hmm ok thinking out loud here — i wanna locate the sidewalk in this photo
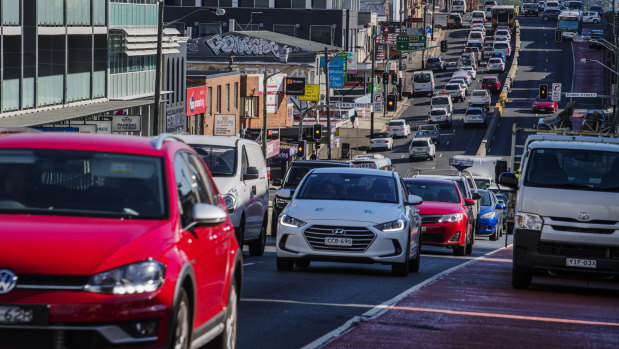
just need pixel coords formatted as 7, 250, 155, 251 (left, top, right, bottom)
312, 246, 619, 349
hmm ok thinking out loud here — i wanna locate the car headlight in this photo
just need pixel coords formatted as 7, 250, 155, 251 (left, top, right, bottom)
374, 219, 405, 232
481, 211, 496, 219
280, 214, 307, 228
515, 212, 543, 231
85, 260, 165, 295
223, 189, 238, 212
439, 213, 463, 223
274, 197, 290, 207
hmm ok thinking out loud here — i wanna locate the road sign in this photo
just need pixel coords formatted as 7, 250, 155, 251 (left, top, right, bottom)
285, 77, 306, 96
396, 35, 427, 51
551, 83, 561, 102
373, 94, 383, 103
565, 92, 598, 97
334, 102, 371, 109
374, 102, 383, 113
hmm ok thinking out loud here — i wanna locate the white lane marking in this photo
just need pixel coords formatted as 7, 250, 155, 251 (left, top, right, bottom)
243, 246, 276, 253
438, 153, 443, 158
300, 245, 514, 349
446, 141, 450, 146
243, 263, 256, 266
401, 154, 405, 159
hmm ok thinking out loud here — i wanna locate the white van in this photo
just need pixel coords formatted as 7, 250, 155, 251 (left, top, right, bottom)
179, 135, 270, 256
493, 41, 512, 57
452, 0, 467, 13
431, 95, 453, 113
412, 70, 435, 96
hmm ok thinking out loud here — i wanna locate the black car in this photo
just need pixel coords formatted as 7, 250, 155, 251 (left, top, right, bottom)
542, 8, 561, 21
427, 56, 447, 71
271, 160, 352, 237
522, 3, 539, 15
589, 30, 606, 49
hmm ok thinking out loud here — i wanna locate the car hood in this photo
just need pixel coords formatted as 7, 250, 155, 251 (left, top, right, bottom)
213, 176, 238, 195
0, 215, 174, 275
418, 201, 464, 215
480, 206, 495, 215
285, 200, 403, 225
533, 101, 555, 107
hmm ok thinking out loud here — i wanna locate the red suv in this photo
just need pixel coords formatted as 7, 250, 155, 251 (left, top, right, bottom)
404, 178, 475, 256
481, 76, 501, 94
0, 131, 242, 348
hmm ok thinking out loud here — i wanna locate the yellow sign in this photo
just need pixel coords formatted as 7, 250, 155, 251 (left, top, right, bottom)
298, 84, 319, 101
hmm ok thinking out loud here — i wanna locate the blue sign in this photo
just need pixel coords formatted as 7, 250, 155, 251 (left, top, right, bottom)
320, 56, 345, 89
319, 56, 344, 68
426, 26, 432, 34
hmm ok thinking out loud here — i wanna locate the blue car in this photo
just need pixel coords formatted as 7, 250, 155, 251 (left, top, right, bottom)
489, 51, 506, 63
477, 189, 504, 240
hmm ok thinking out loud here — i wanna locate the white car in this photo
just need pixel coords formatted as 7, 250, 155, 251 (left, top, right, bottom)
459, 66, 477, 79
463, 107, 488, 127
494, 29, 511, 40
494, 33, 510, 42
385, 119, 411, 138
428, 107, 453, 128
449, 78, 469, 91
472, 24, 486, 35
452, 70, 472, 86
409, 137, 436, 161
468, 31, 485, 43
180, 135, 270, 255
486, 57, 505, 72
369, 132, 394, 151
431, 95, 453, 113
581, 11, 600, 23
493, 41, 512, 58
275, 167, 423, 276
443, 83, 466, 102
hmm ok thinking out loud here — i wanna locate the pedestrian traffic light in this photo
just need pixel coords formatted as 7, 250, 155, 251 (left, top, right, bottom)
382, 72, 389, 84
555, 30, 562, 42
391, 73, 398, 85
313, 124, 322, 140
297, 140, 306, 158
539, 84, 548, 100
440, 40, 448, 53
387, 94, 397, 112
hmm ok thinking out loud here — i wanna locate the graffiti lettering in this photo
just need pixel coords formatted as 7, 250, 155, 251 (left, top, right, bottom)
205, 34, 287, 58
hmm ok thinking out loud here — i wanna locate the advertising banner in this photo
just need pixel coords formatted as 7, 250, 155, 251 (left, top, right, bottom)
187, 86, 206, 116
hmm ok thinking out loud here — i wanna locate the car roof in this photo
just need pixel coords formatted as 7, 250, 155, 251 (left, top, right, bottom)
311, 167, 396, 177
177, 134, 249, 147
291, 160, 352, 167
412, 137, 432, 141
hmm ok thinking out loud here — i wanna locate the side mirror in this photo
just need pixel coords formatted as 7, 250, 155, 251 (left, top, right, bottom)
276, 188, 293, 200
472, 192, 481, 200
499, 172, 519, 189
495, 204, 504, 210
243, 166, 259, 181
192, 203, 228, 226
272, 178, 282, 186
464, 198, 476, 206
406, 194, 423, 205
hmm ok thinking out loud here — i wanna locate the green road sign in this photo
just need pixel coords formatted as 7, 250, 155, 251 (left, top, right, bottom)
396, 35, 427, 51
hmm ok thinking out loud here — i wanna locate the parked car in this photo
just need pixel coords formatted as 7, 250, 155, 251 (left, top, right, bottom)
489, 51, 507, 63
431, 94, 454, 113
404, 178, 476, 256
0, 132, 242, 348
481, 75, 501, 94
181, 135, 270, 255
386, 119, 411, 138
415, 124, 442, 144
271, 160, 353, 237
443, 83, 467, 102
581, 11, 601, 23
409, 137, 437, 161
469, 89, 492, 111
426, 56, 448, 71
464, 106, 488, 127
448, 12, 463, 28
531, 95, 558, 113
428, 107, 453, 128
369, 132, 394, 151
275, 168, 424, 276
477, 189, 504, 240
487, 57, 506, 72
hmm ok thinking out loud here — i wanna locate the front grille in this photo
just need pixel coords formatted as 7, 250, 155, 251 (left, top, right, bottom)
538, 242, 619, 259
421, 215, 442, 223
551, 226, 615, 234
17, 274, 90, 290
0, 329, 113, 349
303, 225, 375, 252
421, 234, 445, 243
549, 217, 618, 225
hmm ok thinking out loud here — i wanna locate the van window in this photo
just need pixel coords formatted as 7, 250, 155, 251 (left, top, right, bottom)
432, 96, 449, 104
453, 0, 464, 5
412, 140, 429, 147
191, 144, 237, 176
414, 73, 432, 83
495, 43, 508, 49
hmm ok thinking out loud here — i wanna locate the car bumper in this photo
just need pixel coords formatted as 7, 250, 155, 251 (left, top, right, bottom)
429, 118, 450, 125
420, 221, 466, 246
369, 143, 391, 150
276, 221, 410, 264
532, 105, 555, 113
387, 131, 407, 137
464, 118, 486, 124
409, 150, 431, 158
476, 217, 498, 235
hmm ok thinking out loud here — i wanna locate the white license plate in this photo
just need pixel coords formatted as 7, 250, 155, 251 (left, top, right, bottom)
416, 148, 425, 151
566, 258, 597, 269
0, 306, 34, 323
325, 237, 353, 247
540, 108, 546, 111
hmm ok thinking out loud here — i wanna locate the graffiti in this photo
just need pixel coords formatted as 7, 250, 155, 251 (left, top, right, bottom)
243, 67, 306, 78
205, 34, 288, 58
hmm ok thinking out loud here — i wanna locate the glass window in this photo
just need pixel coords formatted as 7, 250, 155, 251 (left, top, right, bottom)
181, 152, 219, 206
238, 0, 254, 7
241, 146, 249, 175
312, 0, 327, 8
174, 153, 199, 227
189, 145, 237, 177
226, 84, 230, 111
208, 87, 213, 115
217, 85, 222, 113
234, 82, 238, 109
310, 25, 331, 45
273, 24, 296, 36
296, 173, 398, 203
275, 0, 292, 7
255, 0, 270, 6
479, 191, 491, 206
291, 0, 306, 8
240, 97, 259, 117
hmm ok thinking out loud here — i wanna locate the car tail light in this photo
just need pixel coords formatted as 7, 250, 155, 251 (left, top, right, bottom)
384, 140, 389, 143
459, 90, 462, 93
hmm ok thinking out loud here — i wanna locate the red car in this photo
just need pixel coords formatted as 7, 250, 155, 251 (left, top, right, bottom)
531, 95, 558, 113
481, 75, 501, 94
0, 131, 242, 348
404, 178, 475, 256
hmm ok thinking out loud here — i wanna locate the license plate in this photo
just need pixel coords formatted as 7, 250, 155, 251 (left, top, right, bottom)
416, 148, 425, 151
325, 237, 353, 247
421, 226, 427, 231
0, 306, 34, 323
566, 258, 597, 269
540, 108, 546, 112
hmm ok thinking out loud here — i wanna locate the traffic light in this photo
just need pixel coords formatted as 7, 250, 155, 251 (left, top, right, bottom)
297, 140, 306, 158
382, 72, 389, 84
313, 124, 322, 140
555, 30, 562, 42
391, 73, 398, 85
539, 84, 548, 100
440, 40, 448, 52
387, 94, 397, 112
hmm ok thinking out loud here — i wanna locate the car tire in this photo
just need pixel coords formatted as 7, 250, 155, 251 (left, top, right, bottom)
594, 19, 599, 24
465, 231, 473, 255
392, 245, 410, 277
295, 260, 310, 268
453, 243, 466, 256
207, 278, 238, 349
512, 267, 532, 289
236, 217, 245, 247
276, 257, 294, 271
168, 289, 192, 349
409, 156, 414, 162
489, 227, 498, 241
409, 234, 421, 273
249, 217, 267, 256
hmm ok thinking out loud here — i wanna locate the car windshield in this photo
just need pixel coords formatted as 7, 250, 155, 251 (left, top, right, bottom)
282, 165, 315, 188
433, 97, 449, 104
388, 121, 405, 126
479, 191, 491, 206
405, 180, 460, 203
430, 110, 446, 116
414, 74, 432, 83
446, 85, 459, 90
296, 172, 398, 203
467, 109, 483, 115
475, 178, 490, 189
191, 144, 236, 176
489, 59, 502, 64
372, 133, 389, 138
524, 149, 619, 191
472, 90, 486, 96
419, 125, 436, 131
0, 149, 166, 218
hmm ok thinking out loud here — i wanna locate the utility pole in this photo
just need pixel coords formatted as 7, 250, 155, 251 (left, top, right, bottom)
370, 26, 376, 136
384, 44, 390, 118
432, 0, 435, 41
262, 68, 269, 158
324, 47, 332, 160
153, 0, 164, 135
422, 4, 427, 70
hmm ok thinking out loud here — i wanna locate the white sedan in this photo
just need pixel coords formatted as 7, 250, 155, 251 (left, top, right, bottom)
275, 167, 423, 276
368, 132, 394, 151
486, 57, 505, 72
459, 66, 477, 79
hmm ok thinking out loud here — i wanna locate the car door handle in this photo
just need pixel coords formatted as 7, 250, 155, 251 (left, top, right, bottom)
252, 185, 256, 196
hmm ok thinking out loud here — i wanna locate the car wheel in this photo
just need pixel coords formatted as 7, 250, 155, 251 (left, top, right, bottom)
169, 289, 191, 349
409, 234, 421, 273
236, 217, 245, 246
392, 242, 410, 277
249, 217, 267, 256
207, 278, 238, 349
489, 227, 497, 241
453, 243, 466, 256
512, 267, 532, 289
276, 257, 294, 271
594, 19, 599, 24
295, 260, 310, 268
465, 231, 473, 255
409, 155, 414, 162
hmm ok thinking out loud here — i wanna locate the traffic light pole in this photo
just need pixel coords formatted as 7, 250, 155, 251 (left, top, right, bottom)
384, 45, 389, 118
370, 26, 376, 136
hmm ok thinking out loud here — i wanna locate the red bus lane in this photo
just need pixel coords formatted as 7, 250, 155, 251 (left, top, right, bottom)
318, 247, 619, 349
572, 31, 604, 94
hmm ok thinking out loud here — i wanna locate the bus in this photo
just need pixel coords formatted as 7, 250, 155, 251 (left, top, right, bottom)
557, 10, 581, 40
491, 5, 516, 30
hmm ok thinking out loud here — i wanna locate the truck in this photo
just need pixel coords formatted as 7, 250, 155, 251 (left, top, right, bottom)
499, 121, 619, 289
469, 89, 492, 111
451, 155, 507, 189
491, 5, 516, 30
